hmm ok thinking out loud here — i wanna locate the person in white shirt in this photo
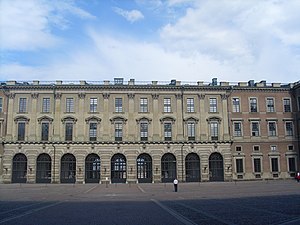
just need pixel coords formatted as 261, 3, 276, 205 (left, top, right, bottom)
173, 178, 178, 192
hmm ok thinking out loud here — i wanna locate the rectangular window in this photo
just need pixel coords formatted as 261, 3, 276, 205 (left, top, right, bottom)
285, 122, 293, 136
271, 158, 279, 172
140, 122, 148, 141
90, 98, 97, 113
266, 98, 275, 112
0, 97, 3, 112
233, 122, 242, 137
251, 122, 260, 136
66, 98, 74, 113
253, 158, 261, 173
18, 122, 25, 141
89, 123, 97, 141
209, 98, 217, 112
288, 145, 294, 151
42, 98, 50, 113
210, 122, 218, 140
232, 98, 240, 113
268, 122, 277, 136
187, 122, 195, 140
270, 145, 277, 151
236, 159, 243, 173
283, 98, 291, 112
253, 145, 260, 151
19, 98, 27, 113
41, 122, 49, 141
140, 98, 148, 112
164, 98, 171, 113
115, 122, 123, 141
65, 122, 73, 141
249, 98, 257, 112
236, 146, 242, 151
115, 98, 123, 113
288, 158, 296, 172
187, 98, 195, 112
164, 122, 172, 141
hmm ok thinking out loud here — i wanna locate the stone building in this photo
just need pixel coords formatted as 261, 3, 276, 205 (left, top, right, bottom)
0, 78, 299, 184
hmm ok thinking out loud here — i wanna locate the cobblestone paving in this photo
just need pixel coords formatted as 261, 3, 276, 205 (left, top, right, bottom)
0, 180, 299, 225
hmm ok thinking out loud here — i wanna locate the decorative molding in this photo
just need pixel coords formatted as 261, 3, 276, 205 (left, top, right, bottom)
103, 93, 110, 99
175, 93, 182, 99
7, 93, 16, 99
61, 116, 77, 124
54, 93, 62, 99
110, 116, 127, 124
127, 93, 135, 99
206, 116, 222, 123
78, 92, 86, 99
85, 116, 102, 124
183, 116, 199, 123
220, 94, 229, 100
152, 93, 159, 99
198, 94, 205, 100
31, 93, 39, 99
37, 116, 54, 124
136, 116, 152, 124
160, 116, 176, 124
14, 116, 30, 124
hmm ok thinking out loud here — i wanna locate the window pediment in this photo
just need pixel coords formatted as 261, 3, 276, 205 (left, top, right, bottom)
85, 116, 101, 124
61, 116, 77, 124
207, 116, 221, 123
160, 116, 176, 124
110, 116, 127, 124
184, 116, 199, 123
38, 115, 54, 124
14, 116, 30, 124
136, 116, 152, 124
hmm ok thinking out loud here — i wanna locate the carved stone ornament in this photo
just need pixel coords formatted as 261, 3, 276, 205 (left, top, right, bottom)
152, 94, 159, 99
31, 93, 39, 99
175, 93, 182, 99
221, 94, 229, 100
78, 92, 86, 99
102, 93, 110, 99
7, 93, 16, 99
198, 94, 205, 100
54, 93, 62, 99
128, 93, 135, 99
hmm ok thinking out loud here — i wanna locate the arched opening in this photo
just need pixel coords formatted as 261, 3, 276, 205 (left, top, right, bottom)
137, 153, 152, 183
85, 154, 100, 183
60, 154, 76, 183
209, 152, 224, 181
161, 153, 176, 183
185, 153, 200, 182
12, 153, 27, 183
36, 153, 51, 183
111, 154, 126, 183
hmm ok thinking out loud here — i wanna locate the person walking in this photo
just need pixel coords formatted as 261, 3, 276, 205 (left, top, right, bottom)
173, 178, 178, 192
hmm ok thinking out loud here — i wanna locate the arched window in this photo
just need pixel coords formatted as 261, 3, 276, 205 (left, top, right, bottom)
85, 154, 100, 183
12, 153, 27, 183
137, 153, 152, 183
209, 152, 224, 181
111, 154, 126, 183
161, 153, 176, 183
61, 154, 76, 183
36, 153, 51, 183
185, 153, 200, 182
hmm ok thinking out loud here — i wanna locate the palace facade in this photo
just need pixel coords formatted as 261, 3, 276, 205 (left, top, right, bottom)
0, 78, 299, 184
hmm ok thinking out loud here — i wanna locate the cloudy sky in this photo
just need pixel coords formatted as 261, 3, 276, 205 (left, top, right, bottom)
0, 0, 300, 83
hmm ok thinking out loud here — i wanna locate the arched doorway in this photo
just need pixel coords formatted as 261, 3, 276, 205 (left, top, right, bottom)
161, 153, 176, 183
137, 153, 152, 183
209, 152, 224, 181
85, 154, 100, 183
60, 154, 76, 183
36, 153, 51, 183
12, 153, 27, 183
185, 153, 200, 182
111, 154, 126, 183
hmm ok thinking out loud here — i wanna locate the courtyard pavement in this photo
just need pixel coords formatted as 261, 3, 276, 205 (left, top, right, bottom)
0, 180, 299, 225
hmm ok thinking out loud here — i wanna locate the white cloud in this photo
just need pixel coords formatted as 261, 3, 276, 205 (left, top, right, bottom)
113, 7, 144, 23
0, 0, 95, 51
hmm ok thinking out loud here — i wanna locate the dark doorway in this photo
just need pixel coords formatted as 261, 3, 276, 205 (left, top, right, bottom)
209, 152, 224, 181
137, 153, 152, 183
12, 153, 27, 183
36, 153, 51, 183
185, 153, 200, 182
60, 154, 76, 183
111, 154, 126, 183
161, 153, 177, 183
85, 154, 100, 183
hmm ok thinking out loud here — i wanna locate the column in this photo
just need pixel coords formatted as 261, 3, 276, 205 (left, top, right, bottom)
175, 93, 184, 141
221, 94, 230, 141
127, 93, 135, 141
29, 93, 38, 141
152, 94, 159, 141
77, 92, 85, 141
102, 93, 110, 141
53, 93, 62, 141
6, 93, 15, 141
199, 94, 206, 141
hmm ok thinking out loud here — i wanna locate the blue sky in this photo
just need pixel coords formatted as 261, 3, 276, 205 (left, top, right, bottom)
0, 0, 300, 83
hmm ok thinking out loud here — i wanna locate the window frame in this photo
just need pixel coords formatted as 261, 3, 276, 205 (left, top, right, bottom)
164, 122, 172, 141
187, 98, 195, 113
285, 121, 293, 136
163, 98, 171, 113
251, 121, 260, 136
140, 98, 148, 113
42, 98, 50, 113
19, 98, 27, 113
232, 97, 240, 113
66, 98, 74, 113
89, 122, 97, 141
249, 97, 258, 112
41, 122, 49, 141
283, 98, 291, 112
90, 98, 98, 113
209, 98, 217, 113
266, 97, 275, 112
115, 98, 123, 113
233, 122, 242, 137
268, 121, 277, 136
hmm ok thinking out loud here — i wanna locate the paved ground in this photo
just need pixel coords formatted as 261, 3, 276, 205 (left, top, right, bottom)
0, 180, 299, 225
